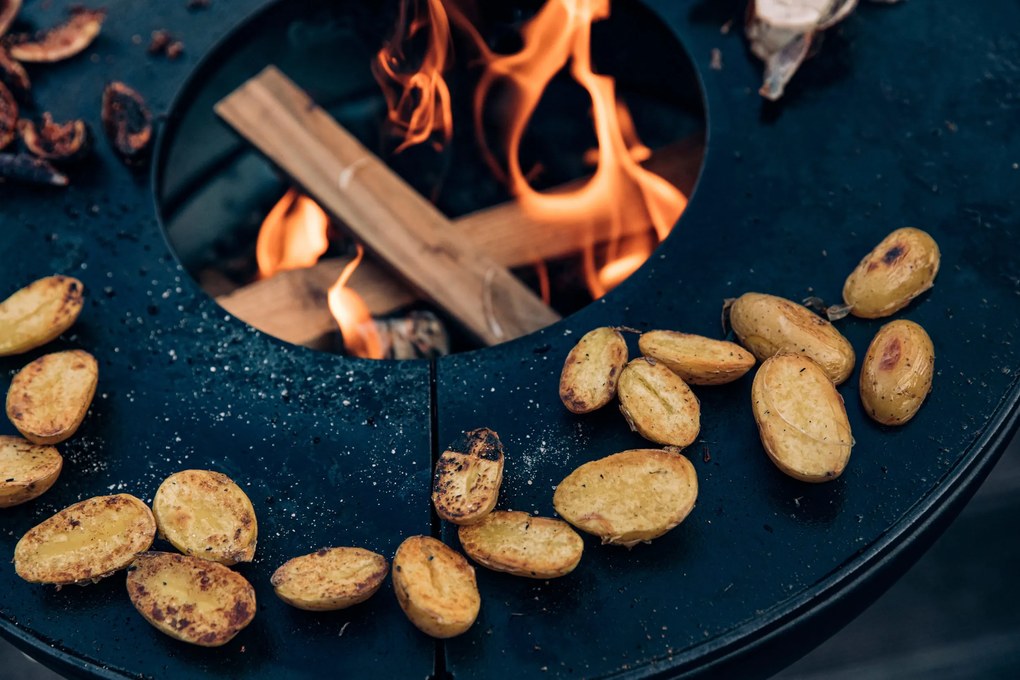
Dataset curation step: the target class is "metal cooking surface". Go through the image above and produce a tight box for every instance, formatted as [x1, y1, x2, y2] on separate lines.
[1, 1, 1018, 679]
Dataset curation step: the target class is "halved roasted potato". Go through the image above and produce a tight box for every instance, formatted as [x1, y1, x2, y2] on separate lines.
[617, 358, 701, 448]
[127, 552, 256, 647]
[6, 349, 98, 445]
[15, 494, 156, 585]
[0, 275, 84, 356]
[0, 435, 62, 507]
[392, 535, 480, 638]
[272, 547, 389, 611]
[152, 470, 257, 565]
[638, 330, 755, 385]
[559, 327, 628, 413]
[432, 428, 504, 525]
[458, 511, 583, 579]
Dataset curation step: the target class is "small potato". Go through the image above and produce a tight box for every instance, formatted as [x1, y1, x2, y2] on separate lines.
[553, 449, 698, 548]
[152, 470, 257, 565]
[127, 552, 256, 647]
[843, 227, 940, 318]
[458, 511, 583, 579]
[272, 547, 389, 611]
[751, 354, 853, 483]
[15, 494, 156, 585]
[559, 327, 628, 413]
[432, 428, 504, 525]
[6, 349, 98, 445]
[860, 319, 935, 425]
[392, 535, 480, 638]
[0, 435, 62, 508]
[617, 358, 700, 448]
[730, 292, 855, 385]
[0, 276, 84, 356]
[638, 330, 755, 385]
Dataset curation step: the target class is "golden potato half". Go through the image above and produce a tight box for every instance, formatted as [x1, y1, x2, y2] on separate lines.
[860, 319, 935, 425]
[272, 547, 389, 611]
[0, 435, 62, 508]
[432, 428, 504, 525]
[127, 552, 256, 647]
[6, 349, 98, 445]
[393, 535, 480, 638]
[553, 449, 698, 548]
[617, 358, 701, 448]
[559, 327, 628, 413]
[15, 494, 156, 585]
[458, 511, 583, 579]
[843, 227, 940, 318]
[0, 276, 84, 356]
[638, 330, 756, 386]
[153, 469, 257, 565]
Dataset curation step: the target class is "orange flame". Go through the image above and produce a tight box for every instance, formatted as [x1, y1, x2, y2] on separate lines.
[372, 0, 454, 153]
[256, 188, 330, 279]
[327, 245, 384, 359]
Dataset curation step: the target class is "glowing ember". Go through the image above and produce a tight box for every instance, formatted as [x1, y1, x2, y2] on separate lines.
[328, 245, 384, 359]
[256, 188, 330, 279]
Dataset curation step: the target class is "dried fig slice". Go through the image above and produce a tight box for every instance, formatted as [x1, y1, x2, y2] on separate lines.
[0, 46, 30, 98]
[5, 7, 105, 63]
[18, 114, 91, 162]
[0, 152, 68, 186]
[0, 0, 20, 39]
[0, 79, 14, 150]
[101, 81, 153, 166]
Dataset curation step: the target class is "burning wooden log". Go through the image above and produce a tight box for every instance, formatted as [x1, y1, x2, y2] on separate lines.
[216, 67, 560, 346]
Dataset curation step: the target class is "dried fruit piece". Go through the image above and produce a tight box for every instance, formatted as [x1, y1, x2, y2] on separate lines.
[431, 428, 504, 525]
[843, 227, 941, 318]
[7, 350, 98, 445]
[0, 152, 68, 186]
[751, 354, 853, 482]
[0, 435, 62, 508]
[553, 449, 698, 548]
[0, 46, 31, 98]
[0, 0, 20, 38]
[0, 79, 15, 150]
[392, 536, 480, 638]
[5, 7, 105, 63]
[729, 292, 855, 385]
[18, 114, 91, 162]
[617, 358, 701, 448]
[127, 552, 256, 647]
[101, 81, 153, 166]
[15, 494, 156, 585]
[638, 330, 756, 385]
[559, 327, 628, 413]
[860, 319, 934, 425]
[457, 511, 584, 579]
[0, 275, 84, 356]
[152, 470, 257, 565]
[272, 547, 389, 611]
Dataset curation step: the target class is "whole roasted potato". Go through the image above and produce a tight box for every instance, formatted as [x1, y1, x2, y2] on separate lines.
[638, 330, 755, 385]
[860, 319, 935, 425]
[617, 358, 700, 448]
[843, 227, 940, 318]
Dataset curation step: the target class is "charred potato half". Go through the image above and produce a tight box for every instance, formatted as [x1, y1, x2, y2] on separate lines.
[432, 428, 504, 525]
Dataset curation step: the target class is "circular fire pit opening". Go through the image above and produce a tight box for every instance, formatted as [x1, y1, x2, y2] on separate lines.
[155, 0, 706, 359]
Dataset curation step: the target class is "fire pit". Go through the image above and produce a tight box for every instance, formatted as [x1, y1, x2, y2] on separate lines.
[0, 0, 1019, 679]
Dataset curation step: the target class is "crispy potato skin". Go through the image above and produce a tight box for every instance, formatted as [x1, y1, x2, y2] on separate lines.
[432, 428, 504, 525]
[617, 358, 701, 448]
[15, 494, 156, 584]
[127, 552, 256, 647]
[458, 511, 584, 579]
[860, 320, 934, 425]
[844, 227, 940, 319]
[0, 276, 84, 356]
[152, 470, 258, 565]
[638, 330, 755, 385]
[272, 547, 389, 611]
[6, 8, 106, 63]
[0, 435, 62, 508]
[553, 449, 698, 548]
[392, 536, 480, 638]
[559, 327, 628, 413]
[751, 354, 853, 482]
[6, 349, 98, 445]
[730, 292, 855, 385]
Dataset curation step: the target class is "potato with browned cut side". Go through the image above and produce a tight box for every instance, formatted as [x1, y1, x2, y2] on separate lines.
[152, 470, 257, 565]
[15, 494, 155, 585]
[127, 552, 256, 647]
[6, 349, 98, 445]
[559, 327, 628, 413]
[617, 358, 701, 448]
[638, 330, 756, 385]
[860, 319, 935, 425]
[0, 275, 84, 356]
[272, 547, 389, 611]
[458, 511, 583, 579]
[0, 435, 62, 508]
[553, 449, 698, 548]
[843, 227, 940, 319]
[393, 536, 480, 638]
[432, 428, 504, 525]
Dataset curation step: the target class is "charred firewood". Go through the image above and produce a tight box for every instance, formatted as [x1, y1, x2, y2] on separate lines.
[4, 7, 105, 63]
[0, 46, 29, 98]
[18, 113, 91, 162]
[0, 152, 68, 186]
[0, 79, 15, 151]
[0, 0, 21, 39]
[101, 81, 153, 167]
